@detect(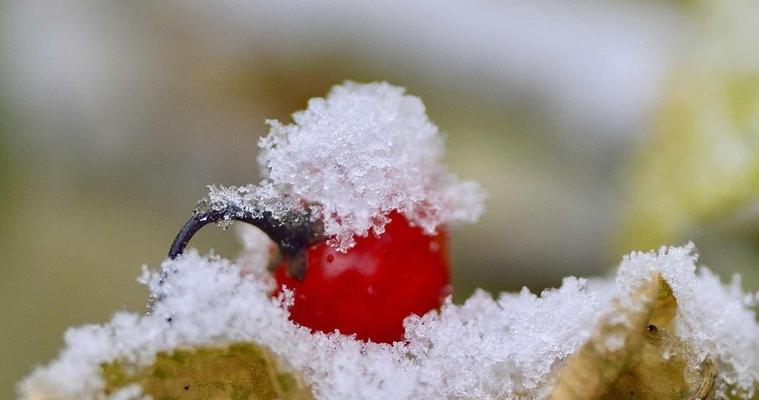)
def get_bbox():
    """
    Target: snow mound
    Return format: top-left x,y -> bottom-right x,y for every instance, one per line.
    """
19,244 -> 759,399
212,82 -> 486,251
